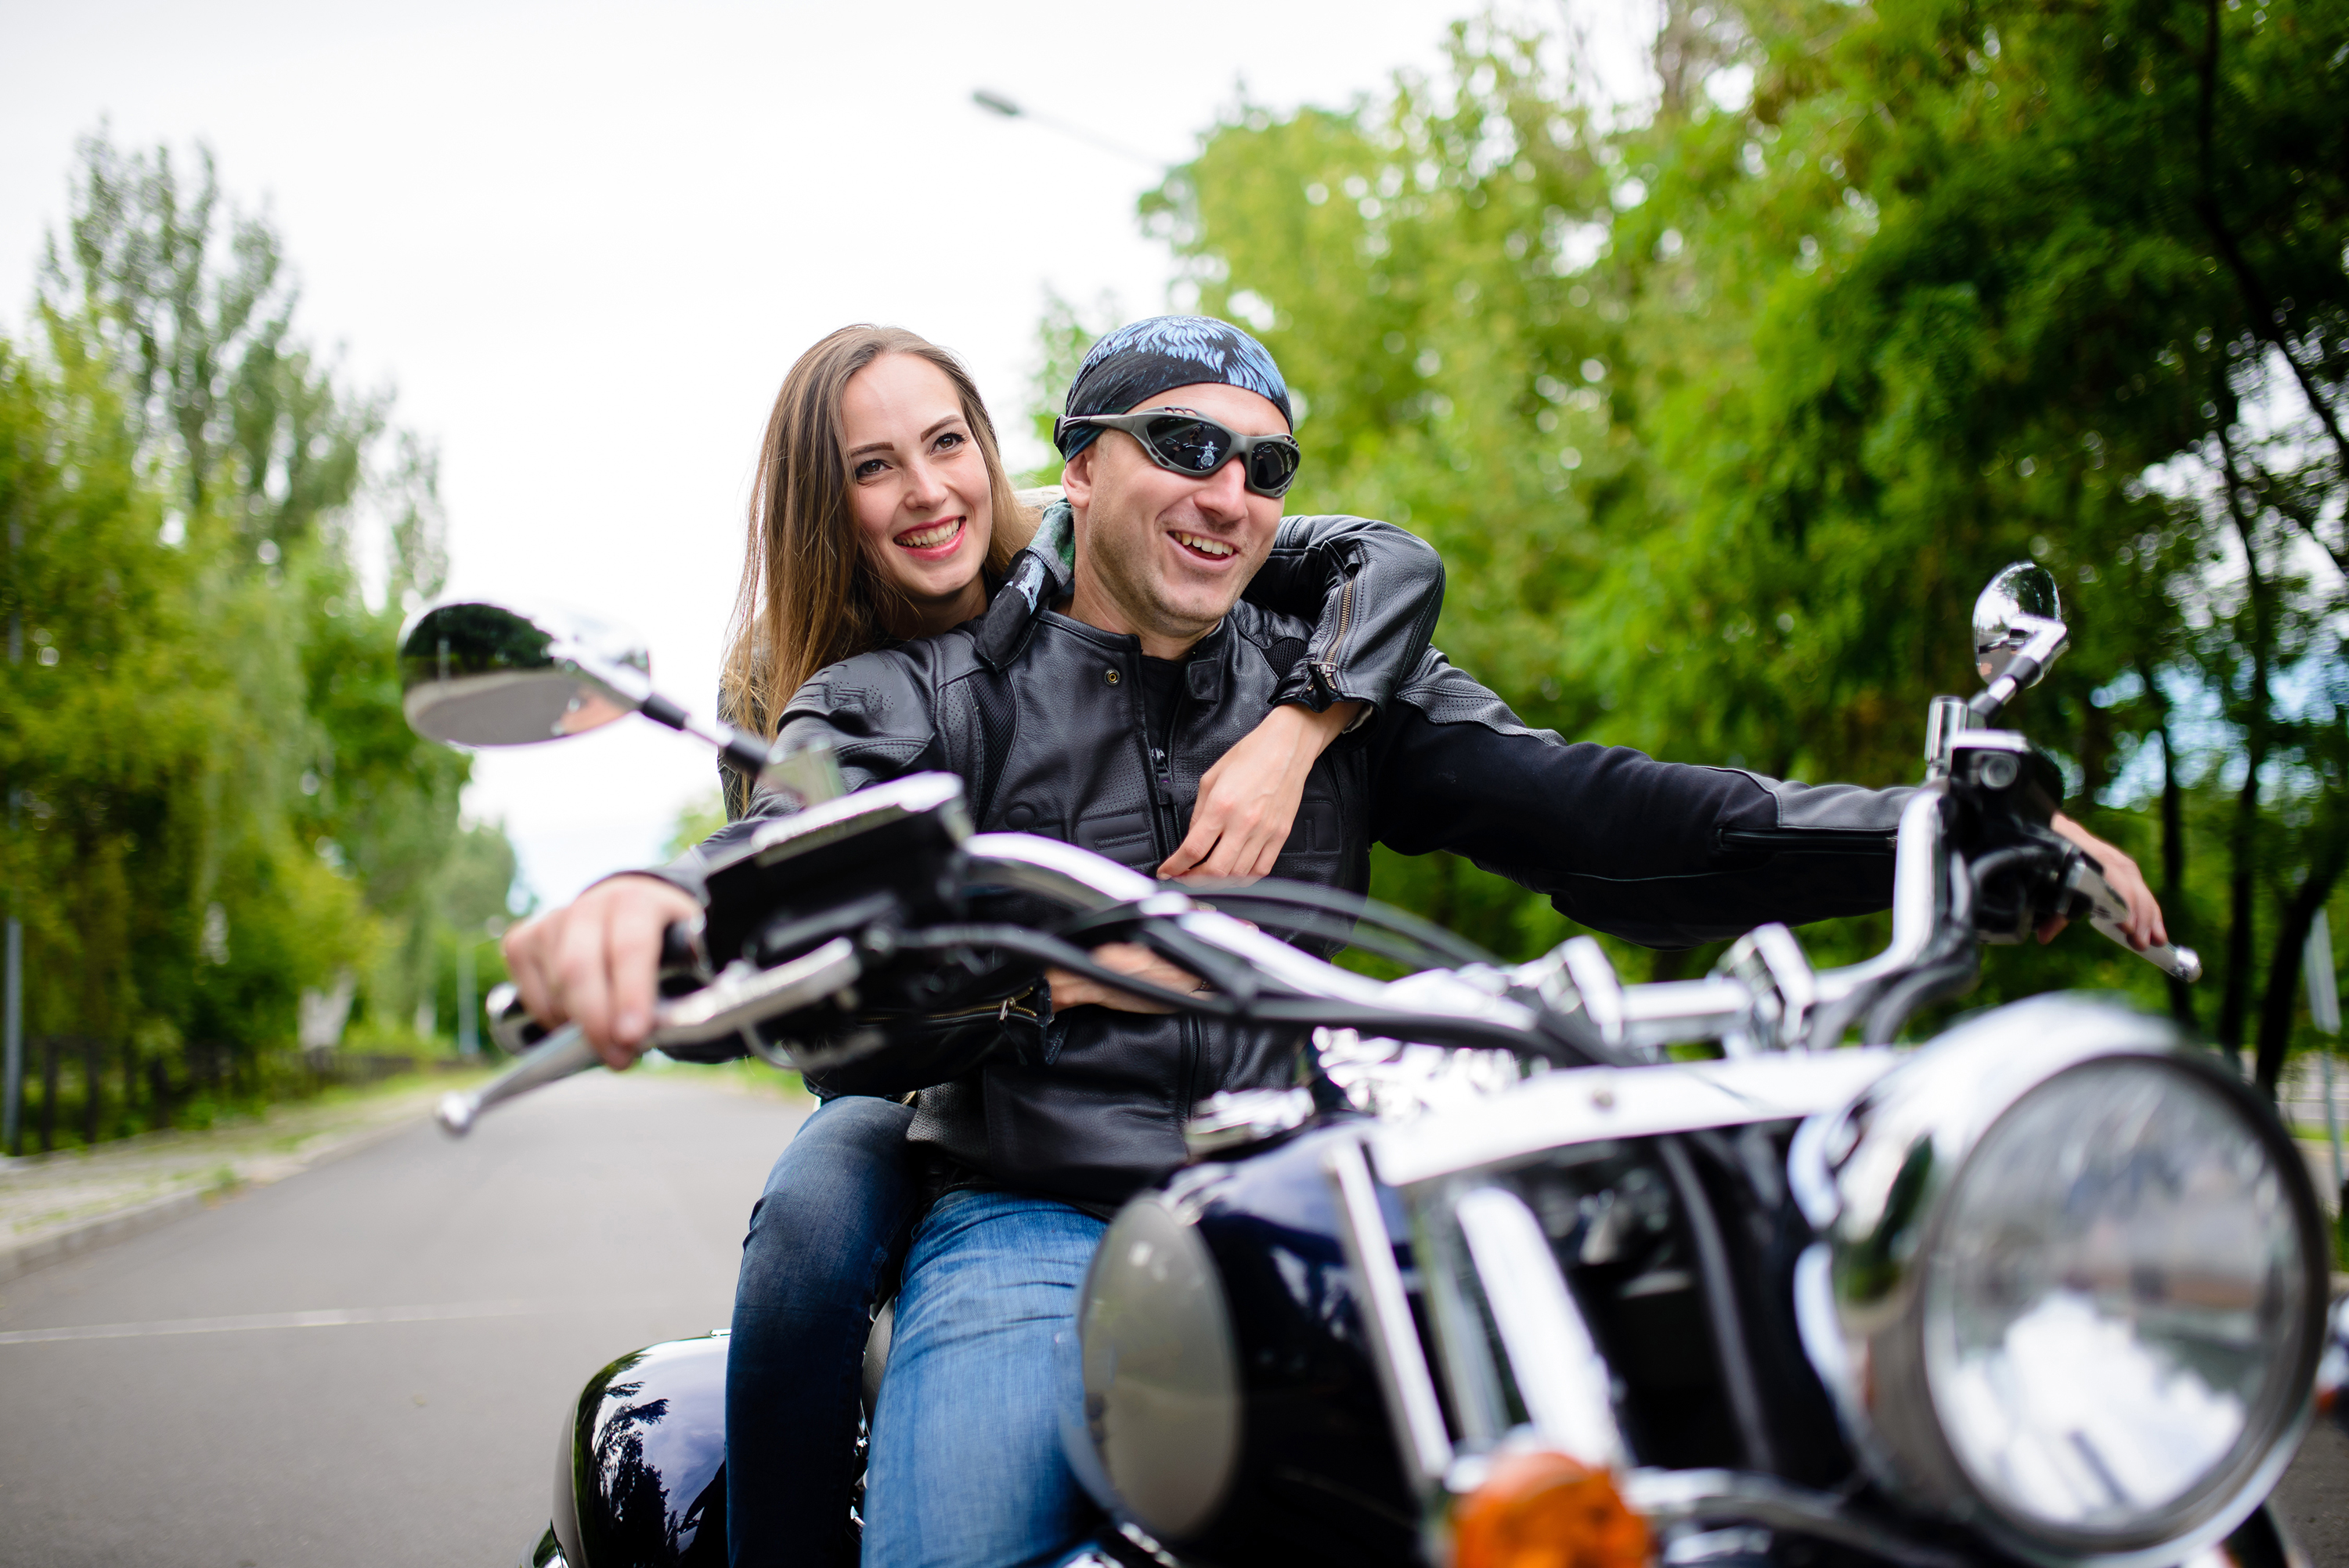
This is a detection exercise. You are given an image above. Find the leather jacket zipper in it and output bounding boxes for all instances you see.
[1142,664,1204,1126]
[854,983,1040,1027]
[1718,827,1898,855]
[1312,574,1355,697]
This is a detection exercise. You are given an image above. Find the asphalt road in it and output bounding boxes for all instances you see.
[2,1064,2344,1567]
[0,1066,803,1568]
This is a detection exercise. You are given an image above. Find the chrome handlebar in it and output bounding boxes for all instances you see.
[440,782,2196,1136]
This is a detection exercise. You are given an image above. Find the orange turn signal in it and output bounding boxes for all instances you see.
[1451,1449,1651,1568]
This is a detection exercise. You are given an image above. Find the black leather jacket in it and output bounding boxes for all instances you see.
[675,509,1910,1209]
[715,502,1443,817]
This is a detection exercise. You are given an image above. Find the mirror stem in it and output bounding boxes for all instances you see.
[635,690,771,776]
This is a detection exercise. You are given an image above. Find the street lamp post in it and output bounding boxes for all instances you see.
[4,502,21,1158]
[457,917,508,1058]
[969,89,1165,170]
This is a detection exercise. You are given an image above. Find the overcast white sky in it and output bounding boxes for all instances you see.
[5,0,1647,907]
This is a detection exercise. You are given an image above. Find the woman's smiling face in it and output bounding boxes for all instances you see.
[839,351,994,632]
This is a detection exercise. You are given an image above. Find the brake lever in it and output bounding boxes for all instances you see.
[437,1023,600,1136]
[2064,855,2202,983]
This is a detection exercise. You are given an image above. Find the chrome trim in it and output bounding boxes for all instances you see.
[1617,976,1756,1052]
[1803,785,1950,1044]
[1624,1469,1972,1568]
[1923,694,1970,779]
[1560,937,1628,1046]
[1182,1086,1315,1156]
[963,833,1161,909]
[1451,1186,1625,1467]
[1416,1190,1514,1451]
[1946,728,2033,755]
[1370,1050,1900,1189]
[485,981,534,1055]
[1324,1136,1452,1487]
[1312,1030,1524,1123]
[1535,939,1754,1057]
[1712,924,1818,1057]
[1974,611,2069,712]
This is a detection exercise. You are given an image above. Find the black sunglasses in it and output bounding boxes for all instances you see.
[1059,409,1302,497]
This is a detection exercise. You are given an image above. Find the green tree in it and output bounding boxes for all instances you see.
[1052,0,2347,1074]
[1,134,516,1144]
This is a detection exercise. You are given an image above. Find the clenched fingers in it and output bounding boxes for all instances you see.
[507,877,700,1069]
[501,910,568,1031]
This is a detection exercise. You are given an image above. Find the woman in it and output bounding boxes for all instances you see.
[504,323,1448,1566]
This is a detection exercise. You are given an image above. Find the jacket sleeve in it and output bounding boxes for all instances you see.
[1366,652,1911,948]
[1241,514,1445,716]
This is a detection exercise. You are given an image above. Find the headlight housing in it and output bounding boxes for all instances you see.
[1792,996,2324,1566]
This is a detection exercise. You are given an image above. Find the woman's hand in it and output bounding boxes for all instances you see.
[2044,813,2167,950]
[1045,943,1204,1015]
[500,874,705,1069]
[1159,701,1363,884]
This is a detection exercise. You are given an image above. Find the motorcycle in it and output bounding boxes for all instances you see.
[397,564,2324,1568]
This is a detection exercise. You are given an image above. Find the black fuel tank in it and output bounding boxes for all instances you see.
[555,1332,729,1568]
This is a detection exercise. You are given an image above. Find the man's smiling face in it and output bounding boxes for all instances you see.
[1060,380,1288,658]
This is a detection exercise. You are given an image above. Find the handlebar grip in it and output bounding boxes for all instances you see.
[436,1023,600,1137]
[658,917,704,974]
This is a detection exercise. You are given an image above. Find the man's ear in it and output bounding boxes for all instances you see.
[1060,445,1095,516]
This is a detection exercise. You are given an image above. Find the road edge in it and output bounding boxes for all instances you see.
[0,1112,428,1284]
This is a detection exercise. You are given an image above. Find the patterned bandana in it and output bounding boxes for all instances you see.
[1053,315,1293,458]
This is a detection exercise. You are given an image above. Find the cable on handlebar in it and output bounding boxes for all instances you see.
[888,922,1596,1064]
[1182,881,1498,968]
[1054,879,1499,973]
[1656,1134,1779,1476]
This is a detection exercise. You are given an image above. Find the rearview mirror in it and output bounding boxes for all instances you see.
[1972,563,2064,688]
[399,598,653,747]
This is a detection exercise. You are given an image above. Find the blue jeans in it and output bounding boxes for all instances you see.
[727,1095,923,1568]
[861,1189,1108,1568]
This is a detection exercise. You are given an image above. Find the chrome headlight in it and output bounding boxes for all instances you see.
[1792,996,2325,1566]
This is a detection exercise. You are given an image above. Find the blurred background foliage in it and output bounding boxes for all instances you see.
[0,135,521,1150]
[10,0,2347,1144]
[1033,0,2347,1089]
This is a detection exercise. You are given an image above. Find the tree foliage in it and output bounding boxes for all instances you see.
[1044,0,2347,1076]
[0,135,515,1147]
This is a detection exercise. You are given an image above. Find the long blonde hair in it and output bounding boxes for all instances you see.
[721,326,1034,743]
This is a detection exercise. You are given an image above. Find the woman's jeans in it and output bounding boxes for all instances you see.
[861,1189,1109,1568]
[726,1095,922,1568]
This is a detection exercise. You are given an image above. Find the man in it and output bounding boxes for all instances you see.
[508,317,2162,1567]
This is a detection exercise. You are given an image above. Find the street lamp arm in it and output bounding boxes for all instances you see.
[969,88,1166,170]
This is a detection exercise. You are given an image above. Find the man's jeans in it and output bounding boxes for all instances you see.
[727,1094,922,1568]
[862,1189,1108,1568]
